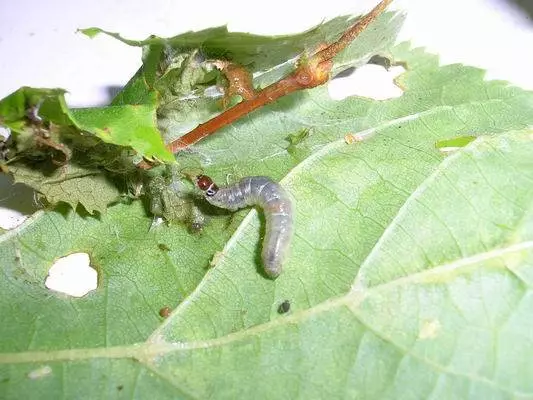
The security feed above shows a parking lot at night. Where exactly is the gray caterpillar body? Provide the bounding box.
[196,175,293,278]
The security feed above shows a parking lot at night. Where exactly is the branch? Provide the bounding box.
[161,0,393,158]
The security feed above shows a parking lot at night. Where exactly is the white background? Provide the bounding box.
[1,0,532,106]
[1,0,533,223]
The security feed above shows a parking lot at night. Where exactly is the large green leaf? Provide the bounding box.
[2,37,533,399]
[2,129,533,398]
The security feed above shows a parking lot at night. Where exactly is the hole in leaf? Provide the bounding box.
[0,207,28,230]
[27,365,52,380]
[328,64,405,101]
[0,126,11,141]
[44,252,97,297]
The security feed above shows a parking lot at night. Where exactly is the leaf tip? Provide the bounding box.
[78,27,102,39]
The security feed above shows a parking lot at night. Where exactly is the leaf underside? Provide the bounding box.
[2,18,533,400]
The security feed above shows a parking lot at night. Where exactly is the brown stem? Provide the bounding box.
[167,64,327,153]
[310,0,393,63]
[161,0,393,160]
[213,60,257,104]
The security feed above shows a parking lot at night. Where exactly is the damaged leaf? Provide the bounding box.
[9,163,122,214]
[0,86,172,164]
[0,87,172,213]
[89,11,403,143]
[0,87,77,129]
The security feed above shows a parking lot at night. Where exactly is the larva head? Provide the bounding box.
[196,175,219,197]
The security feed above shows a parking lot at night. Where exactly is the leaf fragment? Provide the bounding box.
[9,163,122,214]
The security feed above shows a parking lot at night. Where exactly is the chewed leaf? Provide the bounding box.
[0,87,78,130]
[0,200,232,349]
[72,104,174,162]
[9,163,122,214]
[2,130,533,398]
[91,11,405,142]
[80,11,402,73]
[0,87,172,162]
[177,42,533,183]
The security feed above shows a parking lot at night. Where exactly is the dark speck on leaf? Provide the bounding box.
[190,222,203,233]
[278,300,290,314]
[158,243,170,252]
[159,306,171,318]
[117,385,123,391]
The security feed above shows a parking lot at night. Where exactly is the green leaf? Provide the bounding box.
[3,27,533,400]
[0,87,78,130]
[285,128,311,156]
[80,13,394,72]
[77,27,104,39]
[2,130,533,398]
[8,163,122,214]
[100,12,404,142]
[71,103,174,163]
[0,200,231,350]
[0,87,172,163]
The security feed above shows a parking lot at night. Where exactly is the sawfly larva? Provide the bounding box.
[196,175,293,278]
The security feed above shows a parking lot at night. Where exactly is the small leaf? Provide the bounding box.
[0,87,172,163]
[285,128,310,146]
[77,27,107,39]
[285,128,311,155]
[71,104,174,162]
[0,87,78,130]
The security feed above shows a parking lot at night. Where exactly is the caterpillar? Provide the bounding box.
[196,175,293,278]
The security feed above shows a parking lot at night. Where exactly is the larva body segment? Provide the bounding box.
[196,175,293,278]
